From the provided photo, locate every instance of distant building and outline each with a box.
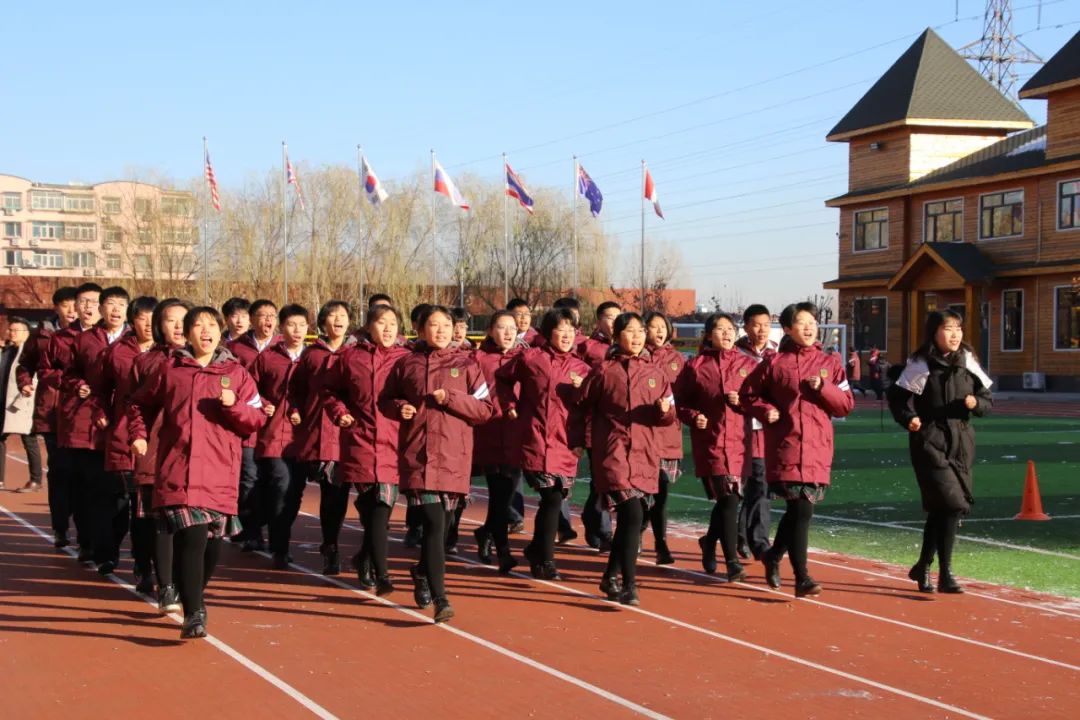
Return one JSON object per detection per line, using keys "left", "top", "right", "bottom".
{"left": 824, "top": 28, "right": 1080, "bottom": 391}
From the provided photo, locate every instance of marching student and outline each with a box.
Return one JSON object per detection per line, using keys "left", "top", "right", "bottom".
{"left": 401, "top": 302, "right": 433, "bottom": 549}
{"left": 251, "top": 303, "right": 309, "bottom": 569}
{"left": 495, "top": 307, "right": 590, "bottom": 579}
{"left": 129, "top": 306, "right": 265, "bottom": 639}
{"left": 642, "top": 311, "right": 684, "bottom": 565}
{"left": 507, "top": 298, "right": 539, "bottom": 347}
{"left": 61, "top": 286, "right": 132, "bottom": 575}
{"left": 15, "top": 287, "right": 77, "bottom": 503}
{"left": 322, "top": 305, "right": 410, "bottom": 594}
{"left": 221, "top": 297, "right": 251, "bottom": 342}
{"left": 674, "top": 313, "right": 757, "bottom": 581}
{"left": 130, "top": 298, "right": 191, "bottom": 614}
{"left": 470, "top": 311, "right": 523, "bottom": 573}
{"left": 734, "top": 304, "right": 778, "bottom": 561}
{"left": 1, "top": 319, "right": 41, "bottom": 492}
{"left": 888, "top": 310, "right": 992, "bottom": 594}
{"left": 383, "top": 305, "right": 496, "bottom": 623}
{"left": 580, "top": 312, "right": 675, "bottom": 606}
{"left": 450, "top": 307, "right": 473, "bottom": 351}
{"left": 97, "top": 295, "right": 157, "bottom": 593}
{"left": 227, "top": 298, "right": 280, "bottom": 551}
{"left": 288, "top": 300, "right": 357, "bottom": 576}
{"left": 741, "top": 302, "right": 854, "bottom": 598}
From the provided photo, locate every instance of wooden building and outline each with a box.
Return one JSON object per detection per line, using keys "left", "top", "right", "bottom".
{"left": 824, "top": 28, "right": 1080, "bottom": 391}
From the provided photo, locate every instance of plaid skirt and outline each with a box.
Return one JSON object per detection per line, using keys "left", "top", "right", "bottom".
{"left": 660, "top": 460, "right": 681, "bottom": 483}
{"left": 355, "top": 482, "right": 399, "bottom": 508}
{"left": 155, "top": 505, "right": 242, "bottom": 539}
{"left": 130, "top": 484, "right": 155, "bottom": 519}
{"left": 701, "top": 475, "right": 744, "bottom": 500}
{"left": 405, "top": 490, "right": 467, "bottom": 512}
{"left": 523, "top": 471, "right": 574, "bottom": 496}
{"left": 768, "top": 482, "right": 827, "bottom": 504}
{"left": 604, "top": 488, "right": 655, "bottom": 512}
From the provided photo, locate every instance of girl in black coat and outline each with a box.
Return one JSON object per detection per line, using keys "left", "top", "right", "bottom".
{"left": 888, "top": 310, "right": 992, "bottom": 594}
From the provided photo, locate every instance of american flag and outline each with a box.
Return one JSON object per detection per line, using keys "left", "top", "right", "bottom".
{"left": 204, "top": 142, "right": 221, "bottom": 212}
{"left": 286, "top": 151, "right": 306, "bottom": 211}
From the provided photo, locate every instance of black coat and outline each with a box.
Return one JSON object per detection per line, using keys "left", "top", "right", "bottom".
{"left": 887, "top": 351, "right": 992, "bottom": 514}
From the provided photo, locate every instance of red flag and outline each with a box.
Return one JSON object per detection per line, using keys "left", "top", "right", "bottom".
{"left": 644, "top": 168, "right": 663, "bottom": 219}
{"left": 286, "top": 152, "right": 306, "bottom": 211}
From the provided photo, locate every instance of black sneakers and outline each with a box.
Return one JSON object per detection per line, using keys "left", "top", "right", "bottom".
{"left": 599, "top": 573, "right": 622, "bottom": 601}
{"left": 158, "top": 584, "right": 181, "bottom": 615}
{"left": 180, "top": 609, "right": 207, "bottom": 639}
{"left": 794, "top": 577, "right": 822, "bottom": 598}
{"left": 473, "top": 527, "right": 493, "bottom": 564}
{"left": 762, "top": 550, "right": 782, "bottom": 589}
{"left": 433, "top": 597, "right": 454, "bottom": 624}
{"left": 655, "top": 539, "right": 675, "bottom": 565}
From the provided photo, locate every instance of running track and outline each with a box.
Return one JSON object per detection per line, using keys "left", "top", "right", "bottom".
{"left": 853, "top": 395, "right": 1078, "bottom": 419}
{"left": 2, "top": 454, "right": 1078, "bottom": 719}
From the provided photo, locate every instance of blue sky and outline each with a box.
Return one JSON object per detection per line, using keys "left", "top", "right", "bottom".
{"left": 4, "top": 0, "right": 1078, "bottom": 311}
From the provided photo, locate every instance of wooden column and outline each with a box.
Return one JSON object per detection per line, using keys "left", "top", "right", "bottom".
{"left": 908, "top": 289, "right": 923, "bottom": 351}
{"left": 965, "top": 284, "right": 982, "bottom": 355}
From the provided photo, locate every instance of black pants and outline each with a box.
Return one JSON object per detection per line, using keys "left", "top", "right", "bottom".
{"left": 483, "top": 469, "right": 519, "bottom": 550}
{"left": 317, "top": 467, "right": 350, "bottom": 548}
{"left": 43, "top": 435, "right": 79, "bottom": 541}
{"left": 259, "top": 457, "right": 306, "bottom": 555}
{"left": 508, "top": 474, "right": 526, "bottom": 525}
{"left": 770, "top": 498, "right": 814, "bottom": 581}
{"left": 0, "top": 433, "right": 43, "bottom": 486}
{"left": 237, "top": 447, "right": 261, "bottom": 541}
{"left": 69, "top": 449, "right": 127, "bottom": 564}
{"left": 533, "top": 486, "right": 564, "bottom": 563}
{"left": 707, "top": 492, "right": 740, "bottom": 564}
{"left": 417, "top": 503, "right": 449, "bottom": 600}
{"left": 605, "top": 498, "right": 645, "bottom": 587}
{"left": 355, "top": 493, "right": 392, "bottom": 579}
{"left": 582, "top": 452, "right": 612, "bottom": 540}
{"left": 645, "top": 468, "right": 673, "bottom": 542}
{"left": 405, "top": 504, "right": 422, "bottom": 532}
{"left": 173, "top": 526, "right": 222, "bottom": 616}
{"left": 917, "top": 509, "right": 961, "bottom": 572}
{"left": 126, "top": 477, "right": 156, "bottom": 579}
{"left": 738, "top": 458, "right": 771, "bottom": 556}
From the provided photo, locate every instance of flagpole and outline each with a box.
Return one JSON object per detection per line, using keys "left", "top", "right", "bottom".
{"left": 502, "top": 152, "right": 510, "bottom": 306}
{"left": 356, "top": 144, "right": 366, "bottom": 325}
{"left": 430, "top": 149, "right": 437, "bottom": 303}
{"left": 282, "top": 141, "right": 289, "bottom": 304}
{"left": 571, "top": 155, "right": 579, "bottom": 298}
{"left": 202, "top": 137, "right": 210, "bottom": 305}
{"left": 640, "top": 159, "right": 646, "bottom": 314}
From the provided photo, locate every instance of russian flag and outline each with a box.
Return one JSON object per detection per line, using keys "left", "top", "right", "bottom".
{"left": 434, "top": 160, "right": 469, "bottom": 210}
{"left": 505, "top": 163, "right": 534, "bottom": 214}
{"left": 362, "top": 156, "right": 388, "bottom": 205}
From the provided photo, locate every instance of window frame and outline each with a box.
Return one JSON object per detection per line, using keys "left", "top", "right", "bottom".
{"left": 852, "top": 206, "right": 890, "bottom": 253}
{"left": 2, "top": 192, "right": 22, "bottom": 211}
{"left": 978, "top": 188, "right": 1025, "bottom": 241}
{"left": 102, "top": 197, "right": 121, "bottom": 215}
{"left": 922, "top": 197, "right": 964, "bottom": 243}
{"left": 852, "top": 296, "right": 889, "bottom": 352}
{"left": 2, "top": 221, "right": 21, "bottom": 238}
{"left": 1053, "top": 285, "right": 1080, "bottom": 352}
{"left": 1057, "top": 179, "right": 1080, "bottom": 232}
{"left": 30, "top": 190, "right": 63, "bottom": 211}
{"left": 1000, "top": 288, "right": 1024, "bottom": 353}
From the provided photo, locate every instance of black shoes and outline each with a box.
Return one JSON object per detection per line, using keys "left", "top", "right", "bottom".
{"left": 16, "top": 482, "right": 42, "bottom": 493}
{"left": 321, "top": 543, "right": 340, "bottom": 576}
{"left": 77, "top": 546, "right": 94, "bottom": 564}
{"left": 158, "top": 584, "right": 182, "bottom": 614}
{"left": 618, "top": 584, "right": 640, "bottom": 606}
{"left": 375, "top": 575, "right": 395, "bottom": 597}
{"left": 473, "top": 527, "right": 493, "bottom": 564}
{"left": 272, "top": 553, "right": 292, "bottom": 570}
{"left": 599, "top": 573, "right": 622, "bottom": 601}
{"left": 53, "top": 533, "right": 69, "bottom": 549}
{"left": 357, "top": 557, "right": 376, "bottom": 590}
{"left": 698, "top": 535, "right": 718, "bottom": 574}
{"left": 596, "top": 533, "right": 613, "bottom": 554}
{"left": 725, "top": 561, "right": 747, "bottom": 583}
{"left": 403, "top": 526, "right": 423, "bottom": 549}
{"left": 96, "top": 560, "right": 117, "bottom": 577}
{"left": 433, "top": 597, "right": 454, "bottom": 623}
{"left": 496, "top": 546, "right": 518, "bottom": 575}
{"left": 938, "top": 571, "right": 964, "bottom": 594}
{"left": 410, "top": 564, "right": 432, "bottom": 609}
{"left": 655, "top": 539, "right": 675, "bottom": 565}
{"left": 538, "top": 561, "right": 561, "bottom": 581}
{"left": 794, "top": 577, "right": 822, "bottom": 598}
{"left": 908, "top": 563, "right": 934, "bottom": 593}
{"left": 241, "top": 538, "right": 266, "bottom": 553}
{"left": 507, "top": 520, "right": 526, "bottom": 535}
{"left": 762, "top": 549, "right": 782, "bottom": 589}
{"left": 556, "top": 528, "right": 578, "bottom": 545}
{"left": 444, "top": 523, "right": 459, "bottom": 555}
{"left": 134, "top": 565, "right": 155, "bottom": 596}
{"left": 180, "top": 608, "right": 207, "bottom": 639}
{"left": 736, "top": 540, "right": 751, "bottom": 560}
{"left": 523, "top": 543, "right": 543, "bottom": 578}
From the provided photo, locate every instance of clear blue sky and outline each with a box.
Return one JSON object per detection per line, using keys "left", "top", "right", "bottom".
{"left": 4, "top": 0, "right": 1077, "bottom": 311}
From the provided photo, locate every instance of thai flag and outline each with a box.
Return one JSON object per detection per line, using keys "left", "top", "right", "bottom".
{"left": 362, "top": 156, "right": 388, "bottom": 205}
{"left": 505, "top": 163, "right": 534, "bottom": 214}
{"left": 434, "top": 160, "right": 469, "bottom": 210}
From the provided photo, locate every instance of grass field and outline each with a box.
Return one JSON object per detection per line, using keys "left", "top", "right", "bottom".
{"left": 568, "top": 409, "right": 1080, "bottom": 597}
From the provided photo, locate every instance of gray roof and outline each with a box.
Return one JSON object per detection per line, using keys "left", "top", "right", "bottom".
{"left": 1020, "top": 29, "right": 1080, "bottom": 98}
{"left": 828, "top": 28, "right": 1032, "bottom": 140}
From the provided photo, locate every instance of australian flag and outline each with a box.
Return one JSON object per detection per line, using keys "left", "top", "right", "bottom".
{"left": 577, "top": 164, "right": 603, "bottom": 217}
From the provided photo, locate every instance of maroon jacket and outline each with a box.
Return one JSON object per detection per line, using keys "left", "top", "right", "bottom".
{"left": 735, "top": 336, "right": 778, "bottom": 459}
{"left": 41, "top": 323, "right": 85, "bottom": 444}
{"left": 289, "top": 336, "right": 357, "bottom": 463}
{"left": 580, "top": 350, "right": 675, "bottom": 496}
{"left": 97, "top": 334, "right": 150, "bottom": 472}
{"left": 129, "top": 346, "right": 265, "bottom": 514}
{"left": 227, "top": 333, "right": 280, "bottom": 450}
{"left": 469, "top": 339, "right": 522, "bottom": 467}
{"left": 322, "top": 340, "right": 409, "bottom": 485}
{"left": 649, "top": 343, "right": 686, "bottom": 461}
{"left": 250, "top": 341, "right": 304, "bottom": 459}
{"left": 674, "top": 346, "right": 757, "bottom": 478}
{"left": 519, "top": 326, "right": 540, "bottom": 347}
{"left": 740, "top": 339, "right": 854, "bottom": 486}
{"left": 130, "top": 347, "right": 171, "bottom": 486}
{"left": 15, "top": 316, "right": 64, "bottom": 433}
{"left": 495, "top": 345, "right": 590, "bottom": 477}
{"left": 57, "top": 324, "right": 130, "bottom": 451}
{"left": 383, "top": 344, "right": 496, "bottom": 495}
{"left": 577, "top": 329, "right": 611, "bottom": 369}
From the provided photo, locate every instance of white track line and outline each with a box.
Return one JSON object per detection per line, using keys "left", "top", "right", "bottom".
{"left": 0, "top": 505, "right": 339, "bottom": 720}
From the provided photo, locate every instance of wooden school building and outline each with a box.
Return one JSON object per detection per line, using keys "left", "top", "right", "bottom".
{"left": 824, "top": 28, "right": 1080, "bottom": 391}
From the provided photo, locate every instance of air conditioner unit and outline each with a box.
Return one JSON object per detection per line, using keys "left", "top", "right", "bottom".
{"left": 8, "top": 238, "right": 19, "bottom": 246}
{"left": 23, "top": 262, "right": 37, "bottom": 269}
{"left": 102, "top": 242, "right": 113, "bottom": 251}
{"left": 29, "top": 239, "right": 40, "bottom": 247}
{"left": 2, "top": 208, "right": 12, "bottom": 216}
{"left": 82, "top": 269, "right": 94, "bottom": 277}
{"left": 8, "top": 266, "right": 17, "bottom": 274}
{"left": 94, "top": 269, "right": 104, "bottom": 277}
{"left": 1022, "top": 372, "right": 1046, "bottom": 391}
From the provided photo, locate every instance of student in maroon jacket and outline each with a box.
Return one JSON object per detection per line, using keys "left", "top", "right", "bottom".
{"left": 741, "top": 302, "right": 854, "bottom": 597}
{"left": 130, "top": 306, "right": 265, "bottom": 639}
{"left": 578, "top": 301, "right": 621, "bottom": 550}
{"left": 221, "top": 297, "right": 251, "bottom": 343}
{"left": 496, "top": 307, "right": 590, "bottom": 579}
{"left": 97, "top": 295, "right": 157, "bottom": 592}
{"left": 734, "top": 303, "right": 778, "bottom": 561}
{"left": 507, "top": 298, "right": 539, "bottom": 347}
{"left": 16, "top": 287, "right": 78, "bottom": 537}
{"left": 675, "top": 313, "right": 758, "bottom": 581}
{"left": 580, "top": 312, "right": 675, "bottom": 607}
{"left": 288, "top": 300, "right": 356, "bottom": 576}
{"left": 642, "top": 311, "right": 684, "bottom": 565}
{"left": 61, "top": 286, "right": 132, "bottom": 574}
{"left": 227, "top": 298, "right": 280, "bottom": 551}
{"left": 251, "top": 303, "right": 309, "bottom": 569}
{"left": 322, "top": 305, "right": 409, "bottom": 595}
{"left": 383, "top": 305, "right": 496, "bottom": 623}
{"left": 469, "top": 311, "right": 523, "bottom": 573}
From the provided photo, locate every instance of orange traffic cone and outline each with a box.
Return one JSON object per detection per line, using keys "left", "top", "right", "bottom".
{"left": 1014, "top": 460, "right": 1051, "bottom": 521}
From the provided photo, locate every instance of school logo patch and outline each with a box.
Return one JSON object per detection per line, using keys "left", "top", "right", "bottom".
{"left": 569, "top": 371, "right": 581, "bottom": 382}
{"left": 819, "top": 368, "right": 828, "bottom": 378}
{"left": 220, "top": 376, "right": 231, "bottom": 389}
{"left": 739, "top": 368, "right": 748, "bottom": 377}
{"left": 450, "top": 368, "right": 460, "bottom": 378}
{"left": 670, "top": 362, "right": 678, "bottom": 371}
{"left": 648, "top": 378, "right": 657, "bottom": 388}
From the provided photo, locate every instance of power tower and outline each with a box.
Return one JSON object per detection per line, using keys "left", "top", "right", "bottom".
{"left": 959, "top": 0, "right": 1044, "bottom": 98}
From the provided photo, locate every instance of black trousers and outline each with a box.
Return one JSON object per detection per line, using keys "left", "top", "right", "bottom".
{"left": 738, "top": 458, "right": 771, "bottom": 556}
{"left": 317, "top": 467, "right": 350, "bottom": 548}
{"left": 259, "top": 457, "right": 307, "bottom": 555}
{"left": 237, "top": 447, "right": 261, "bottom": 540}
{"left": 43, "top": 435, "right": 80, "bottom": 541}
{"left": 582, "top": 452, "right": 612, "bottom": 539}
{"left": 0, "top": 433, "right": 43, "bottom": 486}
{"left": 70, "top": 449, "right": 128, "bottom": 564}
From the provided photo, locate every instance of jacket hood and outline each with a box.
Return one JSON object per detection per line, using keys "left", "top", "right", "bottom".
{"left": 175, "top": 344, "right": 239, "bottom": 370}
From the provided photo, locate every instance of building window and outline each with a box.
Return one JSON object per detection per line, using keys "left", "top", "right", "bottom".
{"left": 102, "top": 197, "right": 121, "bottom": 215}
{"left": 68, "top": 251, "right": 95, "bottom": 268}
{"left": 63, "top": 194, "right": 94, "bottom": 213}
{"left": 64, "top": 223, "right": 96, "bottom": 241}
{"left": 160, "top": 195, "right": 192, "bottom": 217}
{"left": 979, "top": 190, "right": 1024, "bottom": 239}
{"left": 1055, "top": 286, "right": 1080, "bottom": 350}
{"left": 137, "top": 229, "right": 153, "bottom": 244}
{"left": 3, "top": 222, "right": 20, "bottom": 238}
{"left": 1001, "top": 289, "right": 1023, "bottom": 351}
{"left": 1059, "top": 180, "right": 1080, "bottom": 230}
{"left": 32, "top": 250, "right": 64, "bottom": 268}
{"left": 31, "top": 221, "right": 63, "bottom": 240}
{"left": 105, "top": 227, "right": 122, "bottom": 243}
{"left": 106, "top": 254, "right": 122, "bottom": 270}
{"left": 924, "top": 199, "right": 963, "bottom": 243}
{"left": 854, "top": 208, "right": 888, "bottom": 251}
{"left": 852, "top": 297, "right": 888, "bottom": 351}
{"left": 134, "top": 254, "right": 152, "bottom": 273}
{"left": 162, "top": 228, "right": 192, "bottom": 244}
{"left": 135, "top": 198, "right": 153, "bottom": 216}
{"left": 3, "top": 250, "right": 19, "bottom": 267}
{"left": 2, "top": 192, "right": 21, "bottom": 211}
{"left": 30, "top": 190, "right": 63, "bottom": 210}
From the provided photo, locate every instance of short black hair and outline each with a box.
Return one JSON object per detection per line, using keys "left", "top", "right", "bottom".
{"left": 418, "top": 304, "right": 453, "bottom": 331}
{"left": 317, "top": 300, "right": 351, "bottom": 330}
{"left": 702, "top": 312, "right": 738, "bottom": 348}
{"left": 450, "top": 307, "right": 470, "bottom": 324}
{"left": 7, "top": 315, "right": 31, "bottom": 331}
{"left": 249, "top": 299, "right": 277, "bottom": 318}
{"left": 642, "top": 311, "right": 673, "bottom": 344}
{"left": 152, "top": 298, "right": 192, "bottom": 345}
{"left": 743, "top": 303, "right": 771, "bottom": 326}
{"left": 127, "top": 296, "right": 158, "bottom": 323}
{"left": 367, "top": 293, "right": 393, "bottom": 308}
{"left": 780, "top": 302, "right": 818, "bottom": 329}
{"left": 613, "top": 312, "right": 644, "bottom": 338}
{"left": 487, "top": 310, "right": 515, "bottom": 331}
{"left": 410, "top": 303, "right": 432, "bottom": 325}
{"left": 99, "top": 286, "right": 130, "bottom": 305}
{"left": 221, "top": 297, "right": 250, "bottom": 317}
{"left": 596, "top": 301, "right": 621, "bottom": 318}
{"left": 552, "top": 296, "right": 580, "bottom": 311}
{"left": 75, "top": 282, "right": 102, "bottom": 298}
{"left": 278, "top": 303, "right": 310, "bottom": 325}
{"left": 182, "top": 306, "right": 225, "bottom": 336}
{"left": 506, "top": 298, "right": 529, "bottom": 312}
{"left": 539, "top": 308, "right": 577, "bottom": 341}
{"left": 52, "top": 287, "right": 77, "bottom": 306}
{"left": 366, "top": 304, "right": 401, "bottom": 329}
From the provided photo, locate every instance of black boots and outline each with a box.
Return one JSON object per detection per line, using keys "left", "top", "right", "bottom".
{"left": 698, "top": 535, "right": 718, "bottom": 574}
{"left": 655, "top": 539, "right": 675, "bottom": 565}
{"left": 321, "top": 543, "right": 340, "bottom": 576}
{"left": 496, "top": 545, "right": 518, "bottom": 575}
{"left": 410, "top": 564, "right": 432, "bottom": 609}
{"left": 908, "top": 563, "right": 934, "bottom": 593}
{"left": 937, "top": 569, "right": 964, "bottom": 594}
{"left": 473, "top": 527, "right": 493, "bottom": 564}
{"left": 762, "top": 549, "right": 781, "bottom": 589}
